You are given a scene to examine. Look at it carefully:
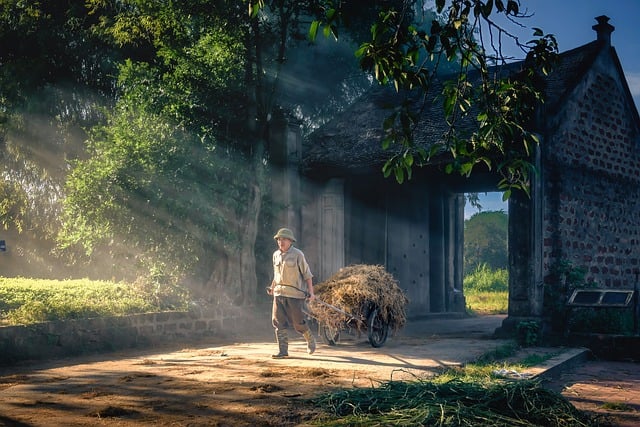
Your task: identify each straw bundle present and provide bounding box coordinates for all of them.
[309,264,409,332]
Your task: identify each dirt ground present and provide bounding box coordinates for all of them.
[542,359,640,427]
[0,315,638,426]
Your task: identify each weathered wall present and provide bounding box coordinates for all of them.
[0,306,245,365]
[543,52,640,288]
[299,173,466,318]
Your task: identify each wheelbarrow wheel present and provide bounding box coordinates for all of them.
[367,307,389,348]
[320,323,340,346]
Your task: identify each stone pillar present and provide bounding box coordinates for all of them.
[429,192,445,312]
[531,142,545,316]
[499,143,545,333]
[447,193,466,312]
[319,179,345,281]
[270,117,303,235]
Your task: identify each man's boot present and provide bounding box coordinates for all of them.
[272,329,289,358]
[302,329,316,355]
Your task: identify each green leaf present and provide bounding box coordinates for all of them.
[354,44,368,58]
[248,2,258,18]
[460,162,474,176]
[482,0,494,18]
[404,152,414,167]
[309,20,320,42]
[323,24,331,38]
[382,162,392,178]
[382,136,392,150]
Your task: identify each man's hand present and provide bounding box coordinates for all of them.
[266,286,273,296]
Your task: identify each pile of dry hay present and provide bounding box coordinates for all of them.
[308,264,408,333]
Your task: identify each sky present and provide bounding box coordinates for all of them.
[508,0,640,106]
[464,0,640,219]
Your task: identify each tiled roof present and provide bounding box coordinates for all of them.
[301,40,605,178]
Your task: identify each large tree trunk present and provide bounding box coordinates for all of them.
[205,140,266,306]
[238,180,261,305]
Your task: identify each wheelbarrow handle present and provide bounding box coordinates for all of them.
[266,283,310,297]
[313,298,363,322]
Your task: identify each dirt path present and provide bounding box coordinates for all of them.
[0,315,638,426]
[0,335,505,426]
[542,359,640,427]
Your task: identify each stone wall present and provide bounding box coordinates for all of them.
[0,306,245,365]
[543,53,640,288]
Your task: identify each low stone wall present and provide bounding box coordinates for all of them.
[567,333,640,362]
[0,305,245,365]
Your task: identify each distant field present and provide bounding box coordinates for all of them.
[0,277,185,326]
[463,265,509,315]
[465,291,508,315]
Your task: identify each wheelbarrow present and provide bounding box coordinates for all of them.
[307,298,390,348]
[267,284,390,348]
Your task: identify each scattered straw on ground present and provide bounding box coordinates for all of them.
[308,264,408,332]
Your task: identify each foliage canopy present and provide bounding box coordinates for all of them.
[464,209,508,273]
[298,0,559,192]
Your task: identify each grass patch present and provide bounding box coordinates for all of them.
[601,402,633,411]
[310,368,599,426]
[0,277,188,326]
[463,265,508,315]
[465,292,509,315]
[465,290,508,314]
[308,343,588,426]
[309,342,600,426]
[474,341,519,364]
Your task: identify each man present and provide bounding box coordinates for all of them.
[267,227,316,358]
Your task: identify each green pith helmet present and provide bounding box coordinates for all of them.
[274,228,296,242]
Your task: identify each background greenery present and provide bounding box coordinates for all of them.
[464,210,508,274]
[0,277,187,326]
[463,209,509,314]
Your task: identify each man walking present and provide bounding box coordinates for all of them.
[267,227,316,358]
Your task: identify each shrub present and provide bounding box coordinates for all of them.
[464,264,508,293]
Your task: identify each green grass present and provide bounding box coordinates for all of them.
[463,265,509,314]
[601,402,633,411]
[465,290,508,314]
[308,345,597,426]
[0,277,188,326]
[310,348,600,426]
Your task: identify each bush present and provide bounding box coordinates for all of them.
[463,264,508,293]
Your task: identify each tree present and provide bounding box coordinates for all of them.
[59,0,414,303]
[0,0,125,277]
[302,0,558,195]
[58,1,256,300]
[2,1,402,302]
[464,210,508,273]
